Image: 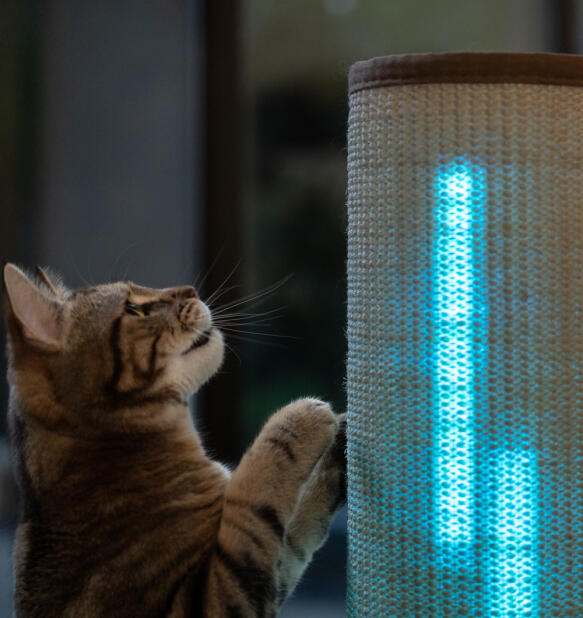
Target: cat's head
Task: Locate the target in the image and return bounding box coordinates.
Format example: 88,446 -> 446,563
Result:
3,264 -> 224,431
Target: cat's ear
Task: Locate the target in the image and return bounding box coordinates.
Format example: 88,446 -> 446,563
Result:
3,263 -> 67,351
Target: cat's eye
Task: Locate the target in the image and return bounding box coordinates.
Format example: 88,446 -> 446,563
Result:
125,302 -> 145,317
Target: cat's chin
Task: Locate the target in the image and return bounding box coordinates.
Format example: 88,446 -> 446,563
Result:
173,327 -> 225,396
181,329 -> 213,355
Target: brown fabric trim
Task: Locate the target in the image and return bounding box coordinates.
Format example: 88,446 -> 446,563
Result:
349,52 -> 583,94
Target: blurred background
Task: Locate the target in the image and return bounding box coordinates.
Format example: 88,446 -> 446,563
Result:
0,0 -> 576,615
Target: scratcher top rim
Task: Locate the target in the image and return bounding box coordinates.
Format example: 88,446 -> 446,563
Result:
349,52 -> 583,94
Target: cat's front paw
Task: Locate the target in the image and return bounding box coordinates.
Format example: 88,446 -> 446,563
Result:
280,397 -> 336,434
262,397 -> 337,471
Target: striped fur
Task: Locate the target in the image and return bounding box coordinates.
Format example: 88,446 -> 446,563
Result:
3,265 -> 346,617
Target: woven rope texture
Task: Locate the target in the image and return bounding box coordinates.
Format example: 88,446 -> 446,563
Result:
346,80 -> 583,616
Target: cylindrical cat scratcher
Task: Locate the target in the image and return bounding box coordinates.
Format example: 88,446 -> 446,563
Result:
346,53 -> 583,617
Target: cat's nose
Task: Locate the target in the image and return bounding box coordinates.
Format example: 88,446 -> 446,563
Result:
177,285 -> 198,300
164,285 -> 198,301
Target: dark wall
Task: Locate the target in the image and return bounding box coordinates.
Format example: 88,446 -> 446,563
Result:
38,0 -> 205,289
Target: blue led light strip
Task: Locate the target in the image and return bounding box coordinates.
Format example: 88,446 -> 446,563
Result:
434,158 -> 482,547
433,157 -> 538,615
489,449 -> 539,616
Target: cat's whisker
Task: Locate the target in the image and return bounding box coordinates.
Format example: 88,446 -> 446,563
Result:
202,260 -> 241,306
194,247 -> 225,291
209,283 -> 290,346
205,283 -> 243,309
217,326 -> 298,340
178,258 -> 195,283
214,324 -> 275,334
211,314 -> 279,327
222,339 -> 242,365
210,306 -> 284,320
209,274 -> 293,314
213,289 -> 285,314
223,332 -> 291,349
211,310 -> 285,330
68,254 -> 95,288
214,323 -> 275,333
110,241 -> 144,282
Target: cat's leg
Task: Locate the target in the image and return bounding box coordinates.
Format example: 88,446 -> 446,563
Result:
276,413 -> 346,607
203,398 -> 339,617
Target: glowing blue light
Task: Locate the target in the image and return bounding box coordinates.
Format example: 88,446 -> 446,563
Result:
442,166 -> 474,204
489,450 -> 539,616
433,157 -> 485,547
433,158 -> 539,616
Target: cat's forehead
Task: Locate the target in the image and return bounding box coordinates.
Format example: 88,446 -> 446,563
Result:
71,281 -> 171,307
127,282 -> 166,303
72,281 -> 128,302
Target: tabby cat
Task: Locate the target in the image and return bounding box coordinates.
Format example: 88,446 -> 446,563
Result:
3,264 -> 346,617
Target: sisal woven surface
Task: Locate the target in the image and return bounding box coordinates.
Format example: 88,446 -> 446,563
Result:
346,69 -> 583,616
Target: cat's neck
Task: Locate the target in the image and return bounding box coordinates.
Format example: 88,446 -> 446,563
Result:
12,401 -> 217,513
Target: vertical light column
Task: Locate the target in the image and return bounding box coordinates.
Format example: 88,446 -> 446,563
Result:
433,157 -> 484,547
489,449 -> 539,616
434,158 -> 539,616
